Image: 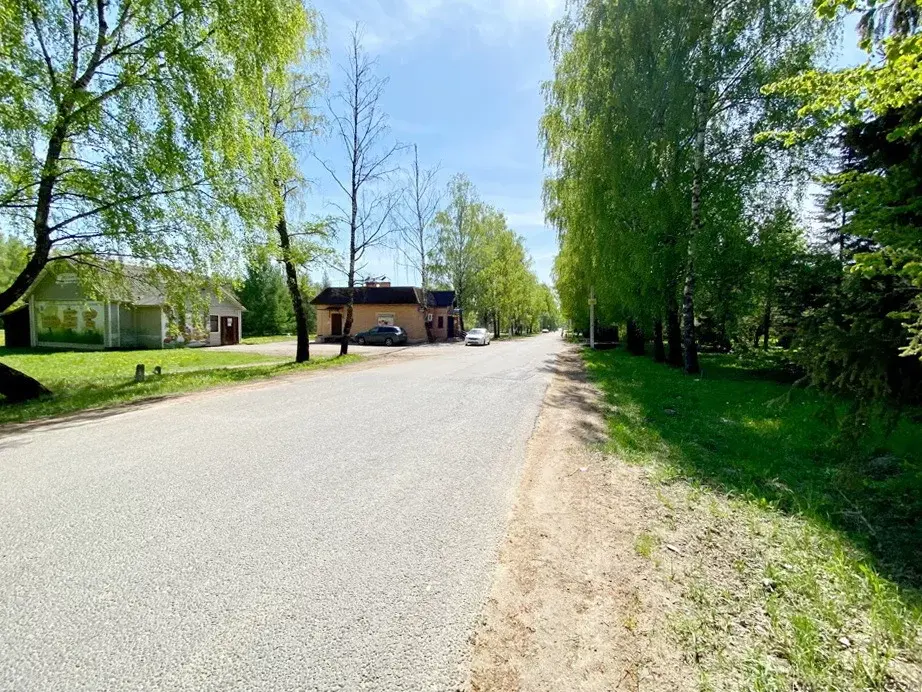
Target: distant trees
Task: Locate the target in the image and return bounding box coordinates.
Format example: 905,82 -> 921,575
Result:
433,174 -> 483,332
428,176 -> 552,336
238,255 -> 296,337
0,234 -> 27,298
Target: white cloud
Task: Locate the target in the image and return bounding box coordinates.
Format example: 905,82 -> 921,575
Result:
319,0 -> 564,52
503,210 -> 546,228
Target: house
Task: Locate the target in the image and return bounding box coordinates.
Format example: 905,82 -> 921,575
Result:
310,281 -> 457,343
13,262 -> 245,350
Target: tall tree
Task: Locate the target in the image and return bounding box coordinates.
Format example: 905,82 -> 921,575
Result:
678,0 -> 824,373
392,145 -> 440,290
0,0 -> 308,399
318,27 -> 401,356
433,174 -> 482,332
255,36 -> 328,363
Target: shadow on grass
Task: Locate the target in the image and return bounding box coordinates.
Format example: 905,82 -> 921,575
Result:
579,347 -> 922,593
0,355 -> 360,430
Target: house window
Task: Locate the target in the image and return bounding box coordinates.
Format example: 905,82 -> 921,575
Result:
209,315 -> 219,332
438,316 -> 444,329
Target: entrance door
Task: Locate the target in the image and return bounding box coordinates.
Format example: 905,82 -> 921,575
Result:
220,316 -> 239,345
447,316 -> 455,338
331,312 -> 343,336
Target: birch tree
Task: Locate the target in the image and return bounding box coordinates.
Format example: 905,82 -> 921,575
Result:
0,0 -> 309,399
392,145 -> 440,289
318,27 -> 402,356
257,52 -> 329,363
433,174 -> 482,332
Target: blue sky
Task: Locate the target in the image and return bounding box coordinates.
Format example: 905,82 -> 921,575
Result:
301,0 -> 563,286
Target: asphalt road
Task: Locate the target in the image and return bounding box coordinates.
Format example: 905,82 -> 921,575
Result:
0,333 -> 563,691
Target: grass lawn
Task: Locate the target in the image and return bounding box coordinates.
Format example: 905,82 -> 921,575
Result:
584,347 -> 922,690
0,347 -> 359,425
240,333 -> 315,345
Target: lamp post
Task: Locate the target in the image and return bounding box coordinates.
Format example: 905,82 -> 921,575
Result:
589,288 -> 596,349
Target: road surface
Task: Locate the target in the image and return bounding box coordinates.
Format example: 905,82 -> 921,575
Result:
0,334 -> 562,691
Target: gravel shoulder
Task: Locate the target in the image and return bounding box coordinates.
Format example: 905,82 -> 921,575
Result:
467,346 -> 695,691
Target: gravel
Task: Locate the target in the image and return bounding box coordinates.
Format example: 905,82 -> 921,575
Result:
0,334 -> 562,691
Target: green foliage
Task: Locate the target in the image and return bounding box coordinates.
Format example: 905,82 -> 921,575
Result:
432,175 -> 551,334
760,1 -> 922,408
543,0 -> 825,353
0,233 -> 27,294
0,0 -> 311,310
238,254 -> 296,337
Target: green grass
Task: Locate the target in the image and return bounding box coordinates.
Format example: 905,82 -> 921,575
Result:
634,531 -> 660,559
0,346 -> 359,424
584,348 -> 922,690
240,333 -> 315,345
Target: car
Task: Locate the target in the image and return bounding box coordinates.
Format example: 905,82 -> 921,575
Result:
354,325 -> 408,346
542,328 -> 550,333
465,328 -> 491,346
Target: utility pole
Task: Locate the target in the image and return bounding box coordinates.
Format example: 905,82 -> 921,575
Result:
589,287 -> 596,349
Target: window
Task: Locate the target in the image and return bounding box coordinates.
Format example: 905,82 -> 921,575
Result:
376,312 -> 395,326
209,315 -> 219,332
437,316 -> 444,329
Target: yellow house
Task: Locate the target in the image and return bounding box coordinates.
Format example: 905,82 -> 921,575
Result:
310,281 -> 457,343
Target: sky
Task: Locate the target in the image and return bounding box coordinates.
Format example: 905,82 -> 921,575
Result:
301,0 -> 564,287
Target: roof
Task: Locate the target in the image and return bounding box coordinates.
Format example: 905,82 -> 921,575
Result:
430,290 -> 456,308
310,286 -> 456,308
20,260 -> 245,311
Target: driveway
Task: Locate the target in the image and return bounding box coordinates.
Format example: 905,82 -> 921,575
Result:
0,334 -> 563,690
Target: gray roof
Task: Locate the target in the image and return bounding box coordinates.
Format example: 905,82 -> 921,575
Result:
21,261 -> 245,310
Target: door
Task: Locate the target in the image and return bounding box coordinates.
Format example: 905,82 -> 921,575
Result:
220,316 -> 239,345
331,312 -> 343,336
447,316 -> 455,338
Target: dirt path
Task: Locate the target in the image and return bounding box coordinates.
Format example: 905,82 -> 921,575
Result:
467,346 -> 694,692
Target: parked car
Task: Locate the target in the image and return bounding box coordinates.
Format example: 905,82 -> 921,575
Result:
542,328 -> 550,333
354,325 -> 408,346
465,328 -> 491,346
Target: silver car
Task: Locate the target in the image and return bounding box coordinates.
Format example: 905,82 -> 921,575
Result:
465,328 -> 491,346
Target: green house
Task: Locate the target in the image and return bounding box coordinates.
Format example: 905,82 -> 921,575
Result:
20,263 -> 245,350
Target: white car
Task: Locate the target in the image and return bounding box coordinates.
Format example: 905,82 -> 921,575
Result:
465,328 -> 491,346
